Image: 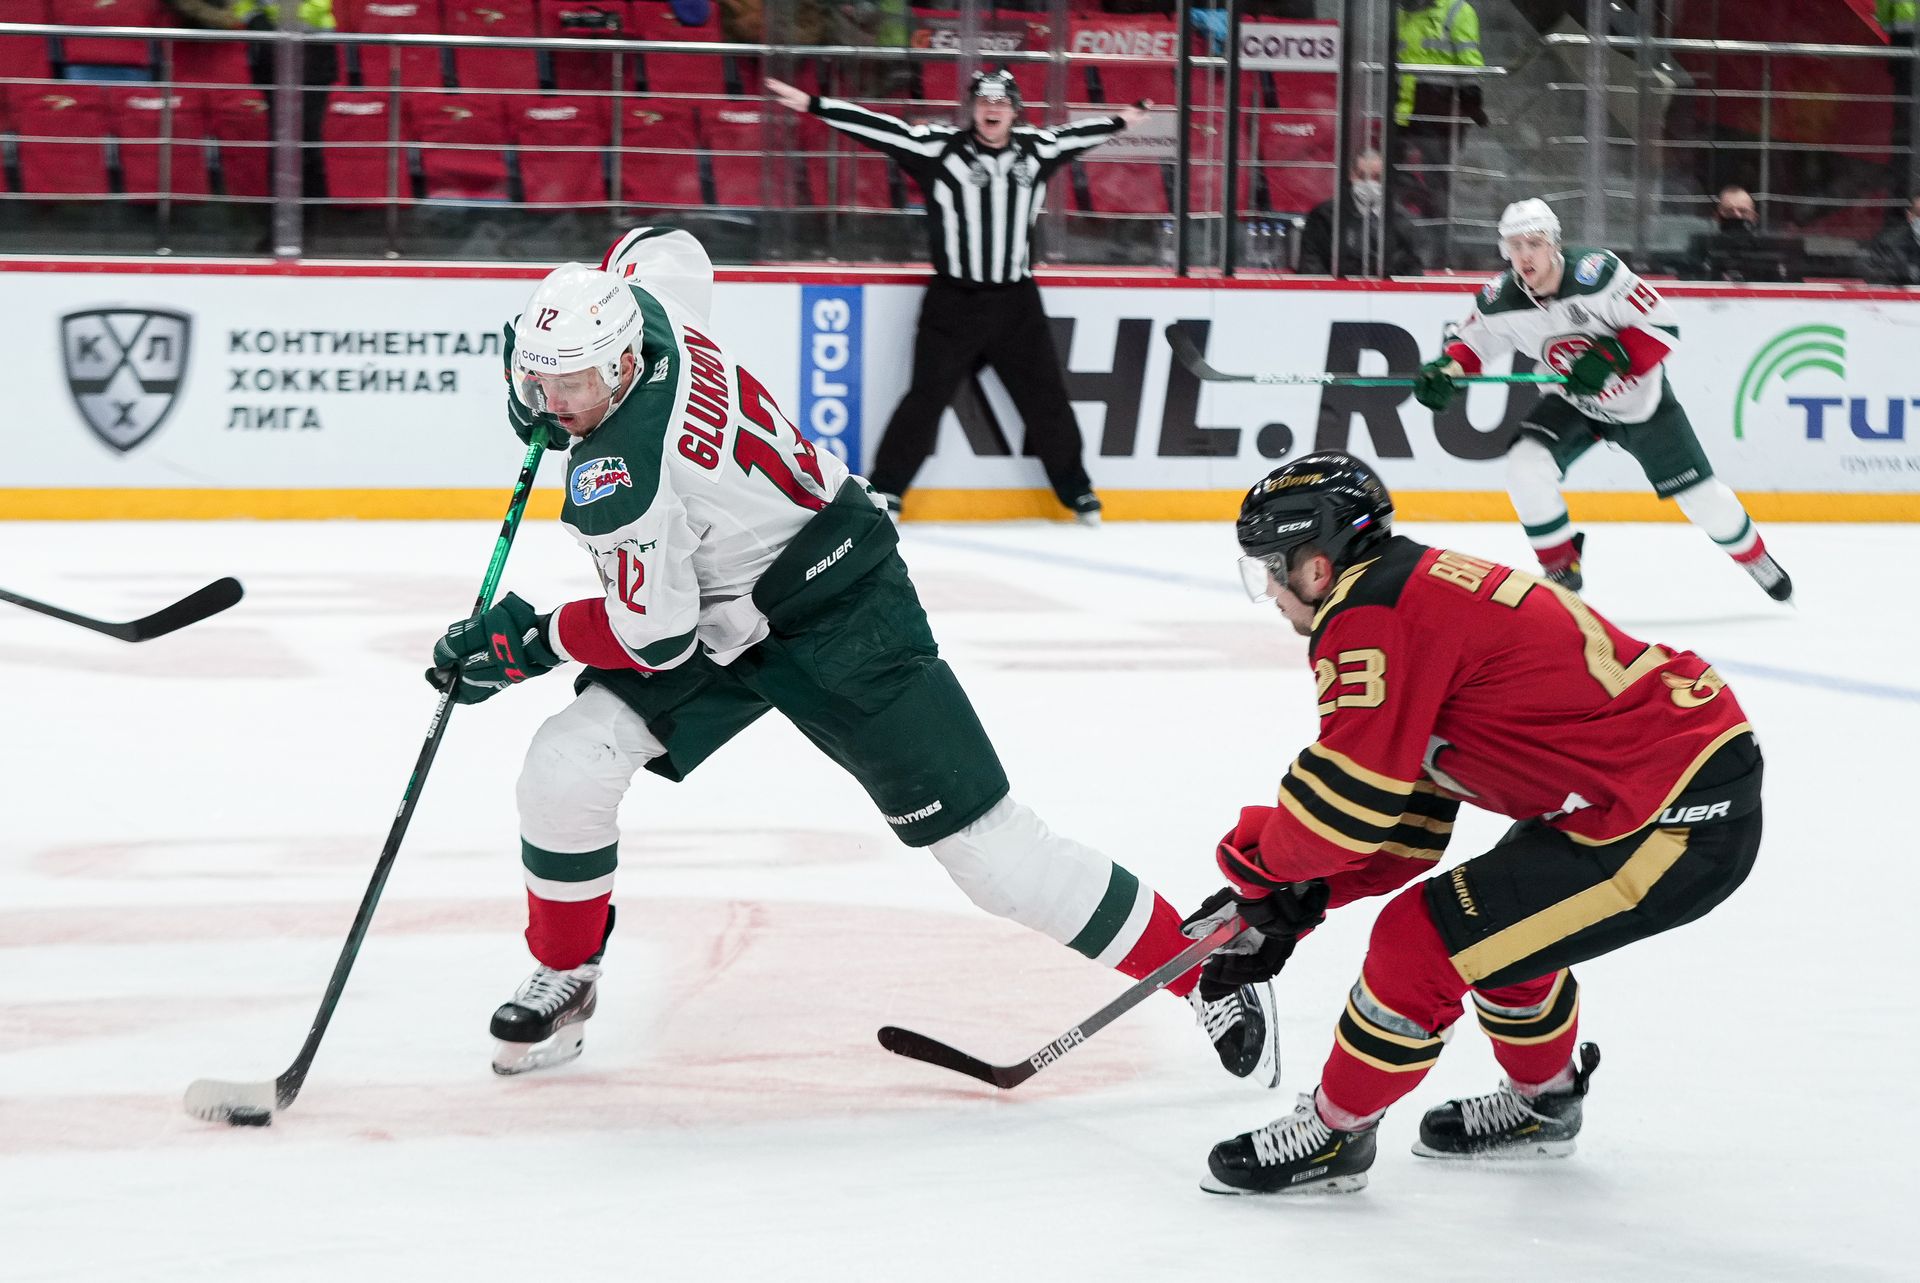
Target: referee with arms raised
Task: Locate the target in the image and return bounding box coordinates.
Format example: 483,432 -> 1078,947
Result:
768,70 -> 1148,524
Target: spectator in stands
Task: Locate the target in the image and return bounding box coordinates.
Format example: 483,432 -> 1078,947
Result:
1296,149 -> 1423,277
1680,185 -> 1785,281
227,0 -> 337,199
1864,192 -> 1920,284
1394,0 -> 1488,220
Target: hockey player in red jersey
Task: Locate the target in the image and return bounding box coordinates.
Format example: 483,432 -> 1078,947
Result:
1186,451 -> 1764,1195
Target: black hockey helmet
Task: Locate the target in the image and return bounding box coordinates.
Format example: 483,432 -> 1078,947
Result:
967,68 -> 1022,111
1236,451 -> 1393,596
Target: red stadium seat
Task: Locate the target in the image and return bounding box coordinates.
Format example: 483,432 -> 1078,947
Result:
799,110 -> 895,210
631,5 -> 726,97
1081,156 -> 1169,214
613,96 -> 701,207
407,90 -> 512,200
703,104 -> 780,206
206,87 -> 271,197
338,0 -> 446,90
446,0 -> 539,90
511,93 -> 608,205
538,0 -> 629,93
167,37 -> 252,90
112,85 -> 212,198
1245,109 -> 1334,215
0,0 -> 54,86
49,0 -> 174,71
320,90 -> 400,203
6,82 -> 110,194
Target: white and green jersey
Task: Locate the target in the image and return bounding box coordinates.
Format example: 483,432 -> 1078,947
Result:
509,282 -> 850,672
1446,246 -> 1680,425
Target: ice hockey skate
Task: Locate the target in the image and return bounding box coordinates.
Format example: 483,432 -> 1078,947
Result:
1741,550 -> 1794,604
489,962 -> 601,1076
1202,1091 -> 1377,1195
1544,532 -> 1585,592
1189,978 -> 1281,1087
1413,1042 -> 1601,1159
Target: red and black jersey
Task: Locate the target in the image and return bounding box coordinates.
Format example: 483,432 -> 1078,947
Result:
1255,537 -> 1752,894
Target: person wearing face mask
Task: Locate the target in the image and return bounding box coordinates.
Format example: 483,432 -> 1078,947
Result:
1684,185 -> 1798,282
1296,149 -> 1424,276
1864,191 -> 1920,285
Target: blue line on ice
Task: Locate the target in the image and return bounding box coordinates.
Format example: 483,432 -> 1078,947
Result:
908,529 -> 1920,706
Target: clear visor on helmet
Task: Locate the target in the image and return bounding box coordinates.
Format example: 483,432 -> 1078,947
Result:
1499,230 -> 1557,261
1237,553 -> 1291,604
973,77 -> 1015,103
514,363 -> 614,420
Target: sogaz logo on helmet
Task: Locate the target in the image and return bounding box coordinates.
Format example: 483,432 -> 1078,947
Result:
1735,324 -> 1911,441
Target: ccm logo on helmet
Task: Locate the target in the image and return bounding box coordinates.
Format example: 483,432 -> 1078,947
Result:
1268,518 -> 1316,534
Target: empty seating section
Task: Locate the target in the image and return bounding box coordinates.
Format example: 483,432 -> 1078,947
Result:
339,0 -> 446,89
538,0 -> 627,93
446,0 -> 537,90
0,3 -> 1331,227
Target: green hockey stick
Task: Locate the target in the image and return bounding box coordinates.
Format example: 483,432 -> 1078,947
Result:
185,435 -> 549,1127
1166,325 -> 1566,388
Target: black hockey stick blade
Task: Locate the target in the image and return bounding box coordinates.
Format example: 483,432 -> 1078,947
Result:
0,576 -> 243,642
1165,325 -> 1256,384
877,916 -> 1248,1090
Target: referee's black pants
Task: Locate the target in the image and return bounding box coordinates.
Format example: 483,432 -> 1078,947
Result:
869,277 -> 1093,506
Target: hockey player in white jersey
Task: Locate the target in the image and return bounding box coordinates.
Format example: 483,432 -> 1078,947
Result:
423,227 -> 1278,1084
1413,199 -> 1792,603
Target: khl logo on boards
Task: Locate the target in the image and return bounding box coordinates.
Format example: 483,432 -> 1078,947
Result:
1735,324 -> 1912,442
60,308 -> 193,453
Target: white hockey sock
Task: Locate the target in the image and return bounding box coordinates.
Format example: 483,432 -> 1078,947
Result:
1507,437 -> 1576,550
1674,479 -> 1763,559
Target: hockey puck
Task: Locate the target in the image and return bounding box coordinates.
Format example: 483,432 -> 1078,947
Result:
226,1107 -> 272,1127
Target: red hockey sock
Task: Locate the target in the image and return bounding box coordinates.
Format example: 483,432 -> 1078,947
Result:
1474,970 -> 1581,1088
1536,537 -> 1581,574
1730,534 -> 1771,565
1318,886 -> 1464,1119
1114,893 -> 1202,998
525,890 -> 611,970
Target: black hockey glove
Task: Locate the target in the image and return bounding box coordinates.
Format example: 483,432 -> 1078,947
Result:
1413,356 -> 1460,412
508,389 -> 573,452
1565,336 -> 1632,397
425,592 -> 562,705
1180,880 -> 1330,999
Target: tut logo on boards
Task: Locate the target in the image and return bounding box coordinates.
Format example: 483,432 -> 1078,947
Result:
60,308 -> 193,453
1735,324 -> 1913,442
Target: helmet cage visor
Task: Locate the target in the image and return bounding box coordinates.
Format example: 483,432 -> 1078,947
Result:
512,358 -> 620,419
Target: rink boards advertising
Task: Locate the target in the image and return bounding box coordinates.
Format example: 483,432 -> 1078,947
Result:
3,263 -> 1916,521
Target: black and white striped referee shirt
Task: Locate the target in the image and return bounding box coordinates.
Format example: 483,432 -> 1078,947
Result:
810,96 -> 1128,284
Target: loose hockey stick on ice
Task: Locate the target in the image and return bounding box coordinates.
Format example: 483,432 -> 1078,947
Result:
1165,325 -> 1567,388
0,577 -> 243,641
184,437 -> 547,1128
877,916 -> 1249,1089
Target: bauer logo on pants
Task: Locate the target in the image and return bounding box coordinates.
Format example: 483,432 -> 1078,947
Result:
60,308 -> 193,453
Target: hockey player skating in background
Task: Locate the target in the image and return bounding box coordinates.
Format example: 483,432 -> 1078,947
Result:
1413,198 -> 1794,604
423,227 -> 1277,1085
1185,452 -> 1763,1195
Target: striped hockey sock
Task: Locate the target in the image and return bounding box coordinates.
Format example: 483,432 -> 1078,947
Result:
522,839 -> 618,970
1066,865 -> 1201,998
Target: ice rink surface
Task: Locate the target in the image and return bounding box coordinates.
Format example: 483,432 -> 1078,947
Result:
2,516 -> 1913,1281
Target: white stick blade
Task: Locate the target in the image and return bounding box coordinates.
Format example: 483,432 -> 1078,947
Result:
183,1077 -> 276,1122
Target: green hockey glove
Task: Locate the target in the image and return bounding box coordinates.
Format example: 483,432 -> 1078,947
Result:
1413,356 -> 1461,412
508,390 -> 572,452
1565,337 -> 1632,397
425,592 -> 562,705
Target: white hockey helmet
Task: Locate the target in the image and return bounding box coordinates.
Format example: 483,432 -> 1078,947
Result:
601,226 -> 715,324
1497,198 -> 1562,258
511,263 -> 645,417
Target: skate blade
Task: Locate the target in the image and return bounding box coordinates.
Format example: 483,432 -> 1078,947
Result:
1199,1171 -> 1368,1197
491,1027 -> 586,1077
1410,1138 -> 1577,1160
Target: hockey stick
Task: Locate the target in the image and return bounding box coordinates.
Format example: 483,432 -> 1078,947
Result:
1165,325 -> 1567,388
0,577 -> 243,642
184,437 -> 548,1127
877,916 -> 1248,1089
